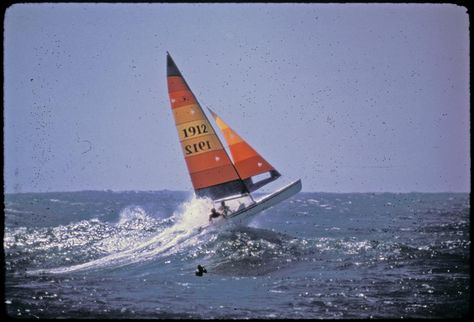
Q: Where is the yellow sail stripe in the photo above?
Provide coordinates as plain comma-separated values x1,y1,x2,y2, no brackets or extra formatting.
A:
172,104,206,126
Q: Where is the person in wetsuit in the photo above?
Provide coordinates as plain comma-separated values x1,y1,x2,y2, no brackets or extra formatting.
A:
209,208,223,222
195,265,207,276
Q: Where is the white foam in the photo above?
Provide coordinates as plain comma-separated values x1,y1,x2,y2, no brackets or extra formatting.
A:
27,195,214,275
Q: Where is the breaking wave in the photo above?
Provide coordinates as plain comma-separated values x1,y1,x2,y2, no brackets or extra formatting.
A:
15,196,213,275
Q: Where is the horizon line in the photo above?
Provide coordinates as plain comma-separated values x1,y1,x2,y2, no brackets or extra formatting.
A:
3,189,471,195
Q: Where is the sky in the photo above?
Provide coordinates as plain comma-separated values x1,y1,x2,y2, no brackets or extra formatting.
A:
3,3,470,193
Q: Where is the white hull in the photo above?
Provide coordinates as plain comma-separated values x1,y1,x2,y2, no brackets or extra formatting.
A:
209,179,302,229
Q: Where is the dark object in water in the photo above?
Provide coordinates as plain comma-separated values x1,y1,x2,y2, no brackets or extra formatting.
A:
195,265,207,276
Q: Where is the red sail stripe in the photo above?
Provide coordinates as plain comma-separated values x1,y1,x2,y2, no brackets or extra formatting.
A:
234,156,274,179
167,76,189,93
190,164,241,189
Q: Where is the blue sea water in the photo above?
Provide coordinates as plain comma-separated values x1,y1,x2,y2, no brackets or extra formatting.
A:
3,191,470,318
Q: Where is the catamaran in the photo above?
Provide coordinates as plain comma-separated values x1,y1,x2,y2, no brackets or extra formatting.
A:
166,52,301,227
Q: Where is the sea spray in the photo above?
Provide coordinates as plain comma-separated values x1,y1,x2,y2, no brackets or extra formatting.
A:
26,195,214,275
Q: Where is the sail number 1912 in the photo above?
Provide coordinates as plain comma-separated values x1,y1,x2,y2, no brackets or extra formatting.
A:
185,141,212,155
182,124,208,138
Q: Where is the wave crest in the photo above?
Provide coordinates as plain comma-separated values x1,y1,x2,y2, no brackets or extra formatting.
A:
24,195,214,275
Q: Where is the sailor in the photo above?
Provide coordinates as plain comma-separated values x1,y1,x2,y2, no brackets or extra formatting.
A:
218,201,231,217
209,208,223,222
195,265,207,276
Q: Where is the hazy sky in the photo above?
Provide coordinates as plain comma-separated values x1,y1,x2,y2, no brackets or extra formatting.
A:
4,3,470,193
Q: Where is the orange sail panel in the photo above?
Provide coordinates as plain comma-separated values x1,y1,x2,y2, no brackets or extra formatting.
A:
208,109,278,180
166,53,247,199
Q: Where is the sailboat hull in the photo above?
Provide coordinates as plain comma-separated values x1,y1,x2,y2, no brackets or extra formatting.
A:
208,179,302,229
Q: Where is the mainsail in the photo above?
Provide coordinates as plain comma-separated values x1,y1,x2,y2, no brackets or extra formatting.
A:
166,53,249,199
208,109,281,192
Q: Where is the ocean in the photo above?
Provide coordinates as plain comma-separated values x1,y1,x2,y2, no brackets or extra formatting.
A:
3,191,470,318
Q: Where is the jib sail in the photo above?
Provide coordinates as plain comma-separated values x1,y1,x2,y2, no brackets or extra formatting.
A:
208,108,281,192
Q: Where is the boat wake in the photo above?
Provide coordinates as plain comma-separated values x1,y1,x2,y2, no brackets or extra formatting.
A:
26,196,214,275
11,193,307,278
